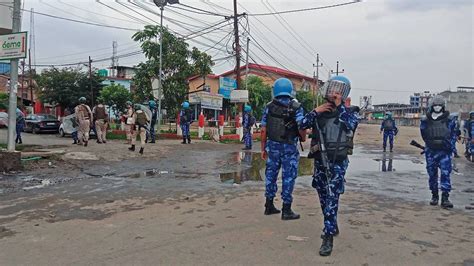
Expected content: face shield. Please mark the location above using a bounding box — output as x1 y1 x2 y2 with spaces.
319 79 351 101
432 105 443 113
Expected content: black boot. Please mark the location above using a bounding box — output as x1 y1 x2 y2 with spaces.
319 235 334 256
441 192 453 209
383 147 386 152
139 147 144 155
187 137 191 144
264 198 281 215
84 141 88 147
430 191 439 206
73 140 77 145
281 203 300 220
129 145 135 151
182 137 187 144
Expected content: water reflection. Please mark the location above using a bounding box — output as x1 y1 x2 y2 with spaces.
381 153 393 172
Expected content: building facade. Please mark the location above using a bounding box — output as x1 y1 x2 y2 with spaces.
439 89 474 119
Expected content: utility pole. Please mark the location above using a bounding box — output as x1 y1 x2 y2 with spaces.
7 0 21 151
245 37 250 90
157 5 164 138
28 49 33 102
233 0 243 113
112 41 118 77
89 56 93 106
20 60 25 103
330 61 344 76
313 53 323 107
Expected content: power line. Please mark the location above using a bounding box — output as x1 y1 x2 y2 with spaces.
248 0 362 16
0 3 140 31
175 3 227 17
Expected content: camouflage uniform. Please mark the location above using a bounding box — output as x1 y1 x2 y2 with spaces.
261 96 304 204
381 118 397 151
301 105 359 236
179 109 192 140
242 112 253 149
75 104 93 144
420 114 456 194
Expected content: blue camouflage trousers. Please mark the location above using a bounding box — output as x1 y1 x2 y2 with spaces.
265 140 300 204
243 127 252 148
383 130 395 150
425 149 452 193
181 123 190 138
312 159 348 236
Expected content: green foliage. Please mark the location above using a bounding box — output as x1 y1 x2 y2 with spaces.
37 67 104 109
247 76 272 119
132 25 214 118
0 92 8 110
295 90 315 112
98 83 131 117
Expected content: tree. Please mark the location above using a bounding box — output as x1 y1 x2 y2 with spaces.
295 90 315 112
0 92 8 110
37 67 104 109
98 83 131 118
132 25 214 118
247 76 272 119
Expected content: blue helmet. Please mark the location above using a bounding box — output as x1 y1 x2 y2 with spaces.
272 78 294 98
244 105 252 112
182 101 190 109
469 111 474 119
79 97 87 104
320 75 351 100
385 111 392 118
148 100 157 109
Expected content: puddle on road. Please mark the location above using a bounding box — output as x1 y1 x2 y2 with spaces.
220 152 313 184
371 153 425 172
125 170 174 179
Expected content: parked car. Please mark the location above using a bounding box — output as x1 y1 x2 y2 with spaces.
59 113 95 138
0 112 7 128
24 113 60 134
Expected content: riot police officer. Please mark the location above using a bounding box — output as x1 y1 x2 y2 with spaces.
420 95 456 208
301 75 359 256
260 78 305 221
463 111 474 159
380 111 398 152
179 101 192 144
242 104 256 150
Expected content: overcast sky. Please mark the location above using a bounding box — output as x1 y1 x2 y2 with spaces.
3 0 473 105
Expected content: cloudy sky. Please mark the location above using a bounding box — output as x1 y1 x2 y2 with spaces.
2 0 473 105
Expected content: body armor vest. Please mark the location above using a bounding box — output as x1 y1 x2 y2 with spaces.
181 109 192 123
77 104 90 120
383 119 395 131
95 105 107 120
266 100 298 144
135 111 147 126
309 110 351 162
425 115 450 150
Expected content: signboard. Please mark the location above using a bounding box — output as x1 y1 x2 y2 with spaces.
188 92 223 110
218 77 236 99
151 77 160 99
230 90 249 103
0 32 27 60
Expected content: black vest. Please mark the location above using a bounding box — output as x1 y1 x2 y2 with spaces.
309 110 351 162
383 119 395 130
425 114 450 150
181 109 192 123
266 100 299 144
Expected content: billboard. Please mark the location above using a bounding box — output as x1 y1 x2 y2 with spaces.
0 32 28 60
218 77 236 99
230 90 249 103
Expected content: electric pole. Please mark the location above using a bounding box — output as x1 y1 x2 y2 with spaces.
313 53 323 107
89 56 93 106
233 0 241 91
245 37 250 90
7 0 21 151
28 48 33 102
330 61 344 76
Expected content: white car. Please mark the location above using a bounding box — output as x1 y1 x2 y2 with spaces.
0 112 7 128
59 114 96 138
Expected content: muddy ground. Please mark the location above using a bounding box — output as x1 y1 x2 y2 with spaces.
0 125 473 265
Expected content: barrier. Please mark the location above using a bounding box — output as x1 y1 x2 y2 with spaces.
218 115 224 136
176 113 182 136
198 112 205 138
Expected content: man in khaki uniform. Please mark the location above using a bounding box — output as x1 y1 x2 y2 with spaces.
93 99 108 144
124 101 134 144
74 97 93 147
129 104 150 154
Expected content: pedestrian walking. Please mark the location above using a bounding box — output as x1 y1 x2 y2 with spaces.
420 95 457 208
74 97 93 147
15 108 25 144
124 101 134 145
146 100 158 143
260 78 305 221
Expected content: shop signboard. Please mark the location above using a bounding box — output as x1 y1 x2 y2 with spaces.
0 32 27 60
230 90 249 103
218 77 236 99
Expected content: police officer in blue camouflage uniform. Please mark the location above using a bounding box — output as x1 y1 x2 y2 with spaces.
463 111 474 159
242 104 255 150
260 78 305 221
146 100 158 143
179 101 192 144
380 111 398 152
301 75 359 256
450 113 461 158
420 95 456 209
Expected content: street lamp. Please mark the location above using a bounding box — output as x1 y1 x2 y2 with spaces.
154 0 179 138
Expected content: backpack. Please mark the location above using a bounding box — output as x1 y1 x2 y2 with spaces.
135 111 147 126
